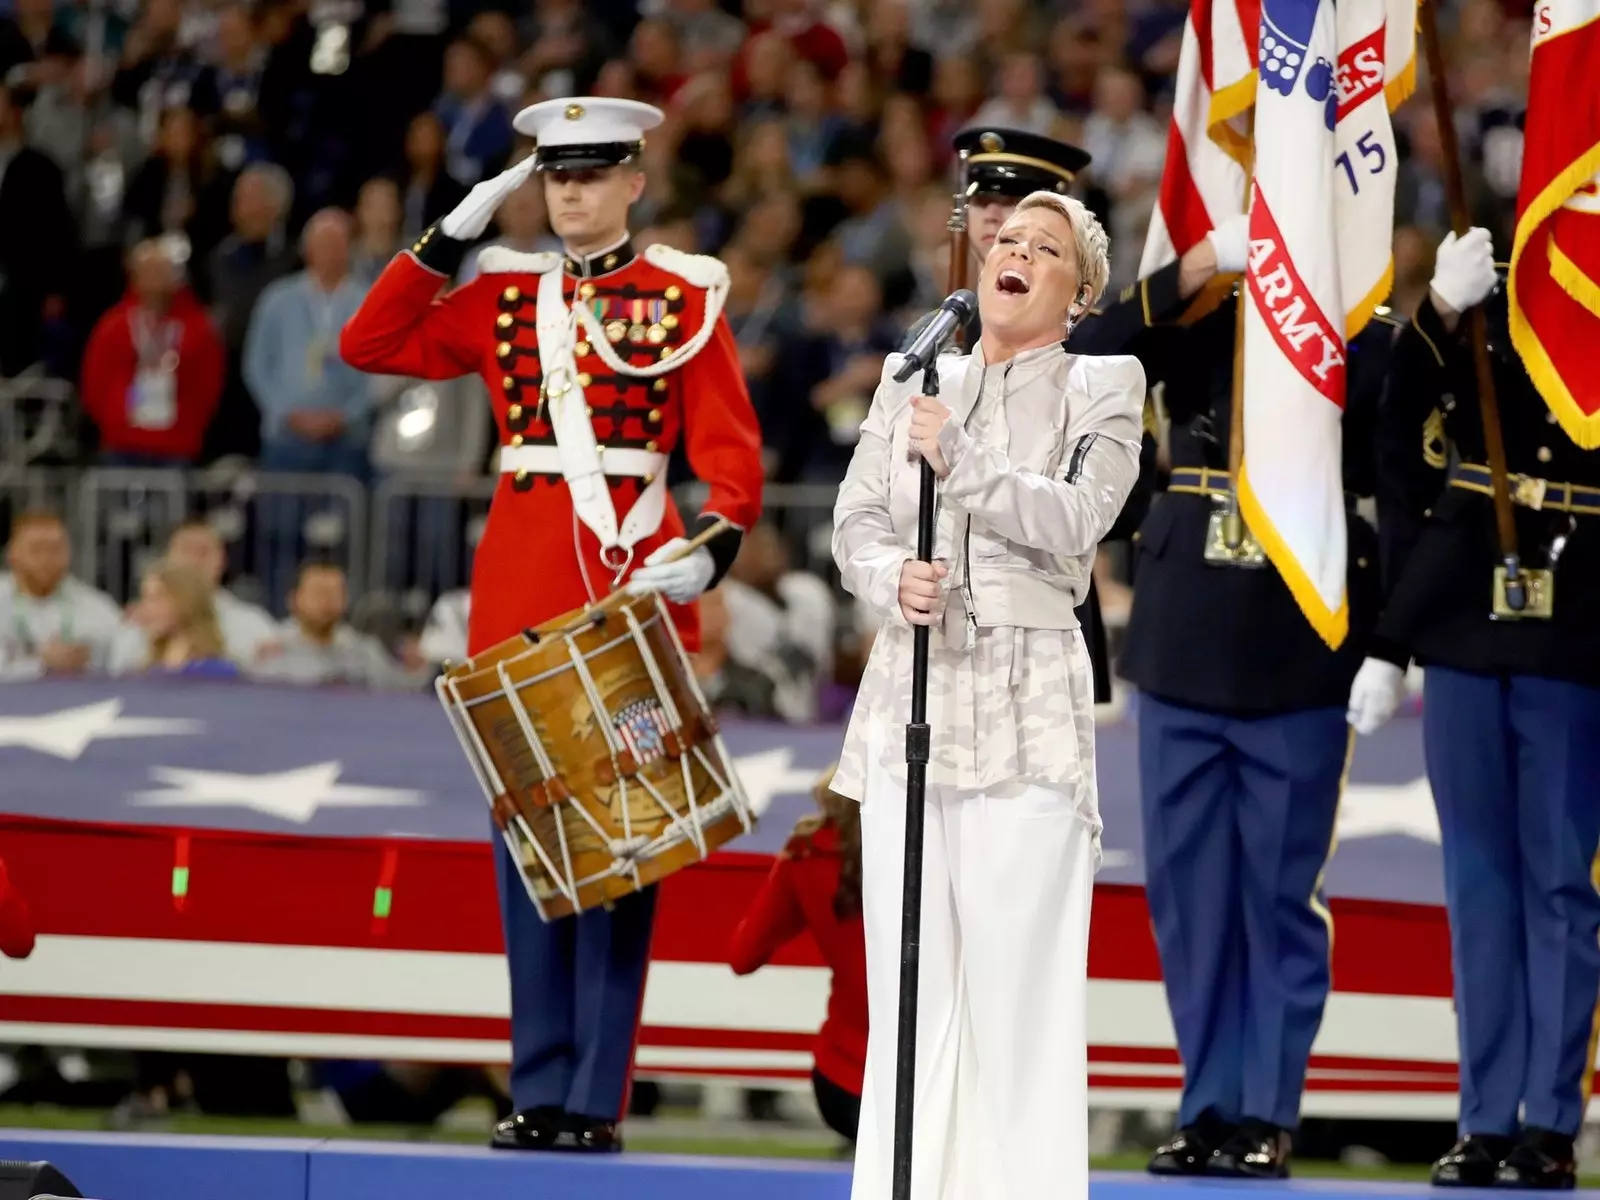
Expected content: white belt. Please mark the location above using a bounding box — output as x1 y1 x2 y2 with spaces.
498 444 667 479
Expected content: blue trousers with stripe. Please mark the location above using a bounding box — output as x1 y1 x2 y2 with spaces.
492 829 657 1120
1423 667 1600 1137
1138 695 1349 1131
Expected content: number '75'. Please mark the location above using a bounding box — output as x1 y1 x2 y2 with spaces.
1335 132 1387 193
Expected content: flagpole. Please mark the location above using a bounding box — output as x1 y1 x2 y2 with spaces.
1225 126 1255 551
1418 0 1526 612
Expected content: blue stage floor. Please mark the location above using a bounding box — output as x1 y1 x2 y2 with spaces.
0 1129 1581 1200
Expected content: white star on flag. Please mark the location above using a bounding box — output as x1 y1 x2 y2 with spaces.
0 698 201 761
1335 776 1441 844
732 748 821 819
131 762 427 824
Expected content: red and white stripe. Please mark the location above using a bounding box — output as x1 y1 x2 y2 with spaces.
1138 0 1257 275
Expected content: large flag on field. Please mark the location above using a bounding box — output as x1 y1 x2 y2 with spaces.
1507 0 1600 449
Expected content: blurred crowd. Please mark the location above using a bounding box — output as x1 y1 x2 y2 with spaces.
0 0 1536 716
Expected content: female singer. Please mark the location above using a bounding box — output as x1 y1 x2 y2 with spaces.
831 190 1144 1200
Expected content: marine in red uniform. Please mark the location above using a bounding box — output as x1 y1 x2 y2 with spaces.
341 97 763 1154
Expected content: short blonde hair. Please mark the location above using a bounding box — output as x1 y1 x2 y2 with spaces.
1006 191 1112 309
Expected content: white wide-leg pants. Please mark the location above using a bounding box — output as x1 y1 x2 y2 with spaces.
850 766 1096 1200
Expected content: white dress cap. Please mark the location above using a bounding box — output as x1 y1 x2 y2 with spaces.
514 97 666 170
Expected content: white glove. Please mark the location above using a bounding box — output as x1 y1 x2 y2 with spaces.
1429 227 1497 314
1206 213 1249 275
625 539 717 604
438 156 538 241
1346 658 1408 736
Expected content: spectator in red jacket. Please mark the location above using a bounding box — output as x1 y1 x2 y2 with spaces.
0 856 35 959
730 766 866 1143
80 237 225 466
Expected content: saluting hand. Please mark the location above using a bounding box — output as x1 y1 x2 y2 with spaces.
898 559 949 626
907 396 954 478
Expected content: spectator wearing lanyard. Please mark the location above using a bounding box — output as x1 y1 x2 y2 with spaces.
433 35 513 190
80 237 224 467
0 511 124 680
244 208 373 479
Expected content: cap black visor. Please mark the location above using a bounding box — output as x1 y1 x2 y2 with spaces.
535 142 642 172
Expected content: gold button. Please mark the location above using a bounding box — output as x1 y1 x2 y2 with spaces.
661 314 678 331
497 313 514 330
603 254 618 269
577 372 592 387
586 404 594 416
642 472 655 485
496 342 513 359
579 283 597 300
564 103 585 120
502 375 516 392
508 404 523 420
665 285 682 301
1537 446 1553 462
659 347 674 360
510 434 524 447
502 286 520 304
514 469 529 483
648 407 662 422
645 440 658 453
1547 411 1559 425
1357 557 1369 568
1424 508 1432 518
653 380 669 393
575 341 591 357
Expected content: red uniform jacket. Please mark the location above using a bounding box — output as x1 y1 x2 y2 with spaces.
729 821 867 1095
341 241 763 655
0 856 36 960
80 287 224 461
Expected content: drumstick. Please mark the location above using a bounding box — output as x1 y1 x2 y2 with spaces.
596 518 734 610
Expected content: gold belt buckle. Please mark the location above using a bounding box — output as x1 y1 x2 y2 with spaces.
1491 566 1554 620
1204 501 1268 569
1512 475 1547 511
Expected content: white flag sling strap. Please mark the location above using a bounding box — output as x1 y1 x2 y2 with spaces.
1238 0 1351 648
534 266 670 571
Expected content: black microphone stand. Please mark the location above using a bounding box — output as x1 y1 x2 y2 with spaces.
891 358 940 1200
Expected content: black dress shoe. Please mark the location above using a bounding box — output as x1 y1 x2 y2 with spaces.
490 1106 566 1151
1207 1119 1292 1179
1149 1122 1235 1175
1432 1135 1514 1187
1495 1129 1576 1190
560 1114 623 1154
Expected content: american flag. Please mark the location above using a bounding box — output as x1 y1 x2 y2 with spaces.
611 698 673 766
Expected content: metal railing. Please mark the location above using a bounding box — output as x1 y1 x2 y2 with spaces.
6 466 846 615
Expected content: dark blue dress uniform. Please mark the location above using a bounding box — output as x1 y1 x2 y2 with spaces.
1373 279 1600 1189
1123 291 1400 1175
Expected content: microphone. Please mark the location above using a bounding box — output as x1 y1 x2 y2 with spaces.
893 289 978 382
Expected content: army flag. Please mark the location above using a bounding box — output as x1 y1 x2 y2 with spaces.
1237 0 1351 649
1508 0 1600 449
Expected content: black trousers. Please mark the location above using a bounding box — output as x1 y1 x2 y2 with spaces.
813 1069 861 1142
